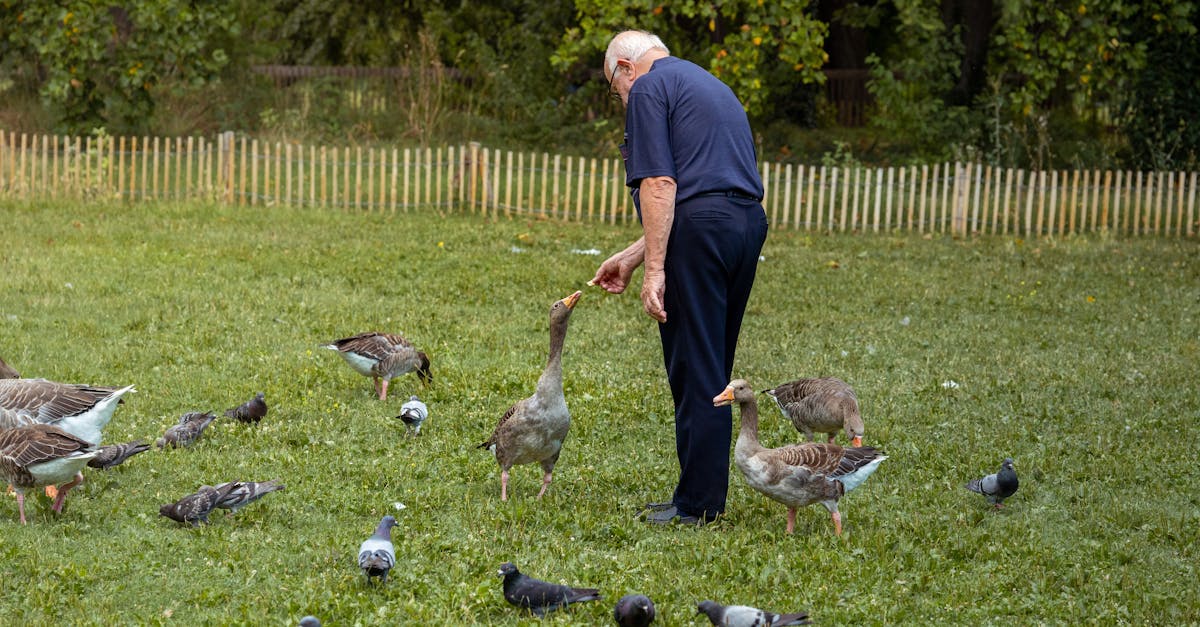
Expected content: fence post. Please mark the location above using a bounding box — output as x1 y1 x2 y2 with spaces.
218 131 235 204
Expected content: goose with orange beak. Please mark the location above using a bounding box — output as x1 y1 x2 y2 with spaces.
478 291 582 501
715 379 886 535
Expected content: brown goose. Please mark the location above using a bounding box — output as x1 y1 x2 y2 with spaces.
477 291 582 501
322 332 431 400
715 379 886 535
761 377 864 446
0 356 18 379
0 378 136 446
0 424 98 524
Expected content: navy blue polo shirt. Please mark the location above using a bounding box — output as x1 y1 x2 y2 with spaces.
624 56 763 207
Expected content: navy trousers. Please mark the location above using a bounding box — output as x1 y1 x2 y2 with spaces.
661 195 768 519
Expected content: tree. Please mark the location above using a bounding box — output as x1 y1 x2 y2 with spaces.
0 1 237 135
553 0 829 119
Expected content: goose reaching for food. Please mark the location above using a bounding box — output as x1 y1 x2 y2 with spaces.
477 291 581 501
322 332 431 400
715 379 886 536
761 377 864 446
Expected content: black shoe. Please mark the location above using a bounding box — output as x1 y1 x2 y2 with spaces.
642 506 708 526
641 501 674 513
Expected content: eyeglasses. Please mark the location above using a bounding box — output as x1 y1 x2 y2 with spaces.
607 61 623 101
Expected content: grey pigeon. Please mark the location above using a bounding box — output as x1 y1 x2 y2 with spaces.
159 484 235 526
358 515 398 584
224 392 267 424
697 600 812 627
498 562 601 617
298 617 321 627
87 439 150 469
0 355 18 378
965 457 1019 508
156 411 217 449
397 395 428 435
614 593 656 626
212 479 285 512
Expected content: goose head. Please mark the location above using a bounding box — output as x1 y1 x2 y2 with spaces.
550 291 582 324
713 379 755 407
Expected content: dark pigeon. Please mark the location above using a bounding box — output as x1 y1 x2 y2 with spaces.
614 593 656 626
212 479 285 512
87 439 150 469
159 484 235 526
697 600 812 627
358 515 397 584
298 617 321 627
156 411 217 449
965 457 1019 508
225 392 267 424
0 355 18 379
498 562 601 617
396 395 428 435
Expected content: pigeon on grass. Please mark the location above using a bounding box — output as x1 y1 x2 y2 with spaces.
396 395 428 435
697 600 812 627
156 411 217 449
614 593 656 626
358 515 398 584
87 440 150 470
298 617 321 627
497 562 601 617
159 484 235 526
224 392 267 424
212 479 285 513
965 457 1019 508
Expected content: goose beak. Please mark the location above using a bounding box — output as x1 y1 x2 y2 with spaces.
713 387 735 407
561 290 582 309
851 436 863 447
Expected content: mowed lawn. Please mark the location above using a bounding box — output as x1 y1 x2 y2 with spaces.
0 199 1197 625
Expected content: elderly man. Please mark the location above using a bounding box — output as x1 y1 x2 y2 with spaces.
590 30 768 526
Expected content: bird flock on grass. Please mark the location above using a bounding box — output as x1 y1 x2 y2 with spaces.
2 277 1023 623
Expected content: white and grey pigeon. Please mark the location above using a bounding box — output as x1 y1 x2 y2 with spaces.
498 562 601 617
358 515 398 584
396 395 428 435
156 411 217 449
965 457 1019 508
696 600 812 627
213 479 285 513
614 593 656 626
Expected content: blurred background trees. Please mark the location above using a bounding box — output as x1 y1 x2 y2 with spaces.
0 0 1196 169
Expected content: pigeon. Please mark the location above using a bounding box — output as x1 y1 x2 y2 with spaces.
965 457 1019 508
159 484 234 526
696 600 812 627
212 479 285 512
396 395 428 435
224 392 267 424
87 439 151 470
0 355 18 379
614 593 656 626
497 562 601 617
156 411 217 449
298 617 321 627
358 515 398 584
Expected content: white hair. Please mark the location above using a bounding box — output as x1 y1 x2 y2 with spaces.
605 30 670 76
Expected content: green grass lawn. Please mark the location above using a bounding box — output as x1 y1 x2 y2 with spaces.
1 200 1197 625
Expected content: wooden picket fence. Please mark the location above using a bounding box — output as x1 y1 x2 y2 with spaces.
1 130 1196 238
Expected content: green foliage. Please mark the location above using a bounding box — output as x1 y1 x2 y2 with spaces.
0 1 237 135
554 0 828 118
0 199 1198 623
1120 7 1200 170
